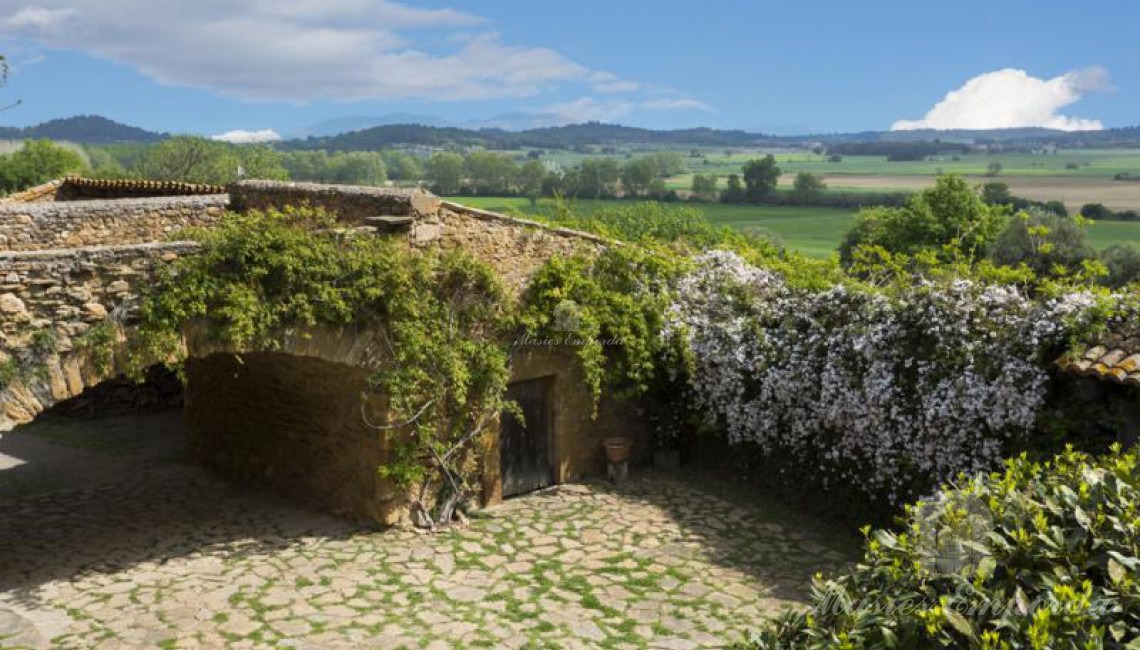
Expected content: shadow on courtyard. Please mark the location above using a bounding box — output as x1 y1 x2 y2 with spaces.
0 410 371 609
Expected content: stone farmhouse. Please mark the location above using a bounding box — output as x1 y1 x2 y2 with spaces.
0 177 648 525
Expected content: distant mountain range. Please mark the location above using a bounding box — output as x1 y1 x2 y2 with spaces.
0 115 167 144
4 114 1140 150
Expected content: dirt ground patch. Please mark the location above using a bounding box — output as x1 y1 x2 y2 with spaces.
810 174 1140 212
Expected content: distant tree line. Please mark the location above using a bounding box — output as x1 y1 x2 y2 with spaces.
1080 203 1140 222
829 140 972 161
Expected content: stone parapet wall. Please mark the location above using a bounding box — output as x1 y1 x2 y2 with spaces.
0 196 227 251
0 242 199 429
419 202 607 291
229 180 441 224
0 241 199 352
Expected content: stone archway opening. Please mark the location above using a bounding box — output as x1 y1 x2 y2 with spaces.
0 364 187 501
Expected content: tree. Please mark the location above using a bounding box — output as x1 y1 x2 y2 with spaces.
134 137 287 185
620 158 656 197
721 173 747 203
1080 203 1116 221
980 181 1013 206
519 159 546 205
381 151 422 183
986 161 1003 177
690 173 718 201
136 137 224 184
840 174 1009 263
741 155 780 202
0 54 20 112
1100 244 1140 287
464 151 517 195
792 172 826 203
0 140 88 193
645 151 686 177
425 152 464 195
989 209 1096 276
574 158 621 199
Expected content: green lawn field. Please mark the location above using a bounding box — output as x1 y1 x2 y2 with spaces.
446 196 1140 259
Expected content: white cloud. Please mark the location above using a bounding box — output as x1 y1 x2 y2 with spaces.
211 129 283 144
589 72 640 94
541 95 714 125
0 0 589 102
3 6 75 30
643 98 714 112
892 67 1109 131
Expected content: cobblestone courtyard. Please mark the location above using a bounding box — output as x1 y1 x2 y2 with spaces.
1 413 856 649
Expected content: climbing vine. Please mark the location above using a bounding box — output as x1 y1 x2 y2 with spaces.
136 207 514 528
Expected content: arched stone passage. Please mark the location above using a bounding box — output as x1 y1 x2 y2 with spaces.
185 351 402 525
0 349 126 431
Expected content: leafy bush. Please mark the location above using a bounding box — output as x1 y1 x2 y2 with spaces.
990 210 1098 278
746 446 1140 650
0 139 88 194
840 175 1008 265
1101 244 1140 288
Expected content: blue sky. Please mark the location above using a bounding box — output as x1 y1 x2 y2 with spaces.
0 0 1136 139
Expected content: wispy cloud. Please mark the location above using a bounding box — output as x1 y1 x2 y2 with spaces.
0 0 587 102
589 72 640 94
541 95 714 124
892 67 1109 131
211 129 283 144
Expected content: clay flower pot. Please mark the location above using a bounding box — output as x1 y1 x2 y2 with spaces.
603 437 632 463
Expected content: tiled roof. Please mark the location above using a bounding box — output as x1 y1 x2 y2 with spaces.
59 176 227 195
1056 338 1140 386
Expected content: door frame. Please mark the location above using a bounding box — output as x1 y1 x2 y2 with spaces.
498 375 557 498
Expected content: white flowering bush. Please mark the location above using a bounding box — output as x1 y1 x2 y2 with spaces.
667 251 1107 504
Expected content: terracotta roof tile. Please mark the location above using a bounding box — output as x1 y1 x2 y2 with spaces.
1057 343 1140 387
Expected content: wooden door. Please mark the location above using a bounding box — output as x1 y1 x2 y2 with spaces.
500 378 553 497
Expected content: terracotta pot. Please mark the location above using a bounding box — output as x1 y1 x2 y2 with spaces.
603 437 632 463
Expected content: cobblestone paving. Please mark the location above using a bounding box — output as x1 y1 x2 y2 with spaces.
1 439 856 649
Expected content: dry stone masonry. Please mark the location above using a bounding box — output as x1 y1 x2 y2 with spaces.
0 196 226 251
0 178 630 525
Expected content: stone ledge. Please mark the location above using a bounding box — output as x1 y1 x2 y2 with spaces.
0 241 201 262
440 201 613 246
0 194 229 215
229 180 441 221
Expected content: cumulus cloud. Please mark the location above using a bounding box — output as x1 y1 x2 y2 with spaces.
211 129 283 144
892 67 1109 131
0 0 588 102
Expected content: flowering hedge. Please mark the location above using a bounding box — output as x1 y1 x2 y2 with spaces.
666 251 1108 504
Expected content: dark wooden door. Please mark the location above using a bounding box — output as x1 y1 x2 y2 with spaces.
500 378 553 497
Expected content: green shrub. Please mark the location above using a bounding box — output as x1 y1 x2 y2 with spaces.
745 446 1140 650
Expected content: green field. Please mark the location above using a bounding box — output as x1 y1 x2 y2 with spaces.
446 196 1140 259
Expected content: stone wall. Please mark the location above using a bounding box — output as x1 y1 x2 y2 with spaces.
0 242 199 429
229 180 441 224
422 203 608 291
0 179 648 525
482 346 650 504
0 196 226 251
185 351 405 525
